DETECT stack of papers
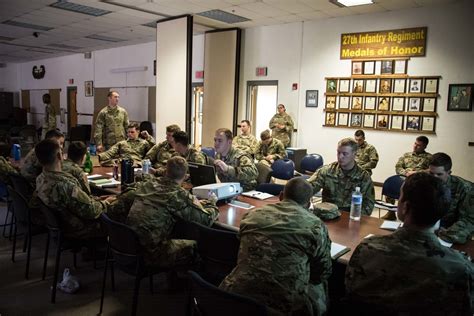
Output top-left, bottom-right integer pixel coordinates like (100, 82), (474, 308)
(89, 178), (120, 188)
(241, 190), (274, 200)
(87, 174), (103, 180)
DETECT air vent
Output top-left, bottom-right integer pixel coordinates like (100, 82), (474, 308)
(2, 20), (53, 31)
(47, 43), (82, 50)
(86, 34), (125, 42)
(50, 1), (111, 16)
(197, 10), (250, 24)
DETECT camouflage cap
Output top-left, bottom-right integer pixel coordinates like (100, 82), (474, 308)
(312, 202), (341, 220)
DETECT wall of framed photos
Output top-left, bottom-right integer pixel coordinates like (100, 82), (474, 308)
(323, 58), (440, 134)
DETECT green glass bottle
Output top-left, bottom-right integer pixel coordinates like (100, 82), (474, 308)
(83, 148), (93, 173)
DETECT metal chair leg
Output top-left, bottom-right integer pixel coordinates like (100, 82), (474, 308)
(131, 275), (142, 316)
(25, 233), (32, 279)
(11, 225), (17, 262)
(98, 245), (110, 315)
(42, 232), (51, 280)
(51, 233), (62, 304)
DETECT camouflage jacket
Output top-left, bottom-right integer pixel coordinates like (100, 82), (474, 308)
(62, 159), (91, 195)
(20, 148), (43, 188)
(269, 112), (294, 147)
(98, 138), (151, 166)
(94, 105), (129, 148)
(255, 138), (287, 162)
(439, 175), (474, 244)
(215, 147), (258, 192)
(308, 162), (375, 215)
(126, 176), (218, 264)
(220, 200), (332, 316)
(172, 146), (206, 165)
(345, 227), (474, 314)
(355, 141), (379, 175)
(0, 156), (18, 184)
(233, 134), (258, 156)
(395, 151), (432, 176)
(145, 140), (175, 170)
(43, 103), (56, 132)
(36, 170), (106, 239)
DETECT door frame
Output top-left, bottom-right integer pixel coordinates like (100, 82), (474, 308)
(246, 80), (278, 133)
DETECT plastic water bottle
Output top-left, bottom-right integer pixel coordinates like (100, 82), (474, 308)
(13, 144), (21, 161)
(142, 159), (150, 174)
(350, 186), (362, 221)
(89, 143), (97, 156)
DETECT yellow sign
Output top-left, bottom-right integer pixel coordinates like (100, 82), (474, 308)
(340, 27), (427, 59)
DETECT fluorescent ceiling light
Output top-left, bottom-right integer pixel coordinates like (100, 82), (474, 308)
(50, 1), (111, 16)
(330, 0), (374, 7)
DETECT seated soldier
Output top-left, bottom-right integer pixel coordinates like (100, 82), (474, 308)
(98, 122), (152, 166)
(35, 139), (113, 239)
(171, 130), (206, 165)
(0, 142), (18, 184)
(345, 173), (474, 315)
(429, 152), (474, 244)
(126, 156), (219, 267)
(220, 177), (332, 315)
(233, 120), (258, 156)
(21, 129), (65, 189)
(62, 141), (90, 194)
(308, 138), (375, 215)
(354, 129), (379, 175)
(214, 128), (258, 191)
(254, 129), (287, 167)
(145, 124), (180, 176)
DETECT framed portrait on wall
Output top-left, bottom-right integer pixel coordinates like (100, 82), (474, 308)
(447, 84), (473, 111)
(339, 96), (350, 109)
(391, 115), (404, 130)
(350, 113), (362, 127)
(352, 79), (364, 93)
(408, 98), (421, 111)
(365, 79), (377, 93)
(393, 79), (406, 93)
(338, 113), (349, 126)
(392, 97), (405, 112)
(422, 98), (437, 112)
(380, 60), (393, 74)
(364, 96), (376, 110)
(306, 90), (318, 107)
(363, 61), (375, 75)
(85, 80), (94, 97)
(409, 78), (422, 93)
(325, 112), (336, 126)
(421, 116), (436, 132)
(339, 79), (350, 93)
(393, 60), (407, 74)
(406, 116), (420, 130)
(377, 114), (389, 129)
(352, 96), (363, 110)
(424, 78), (439, 94)
(363, 114), (375, 128)
(326, 79), (337, 92)
(377, 97), (390, 111)
(326, 96), (336, 109)
(352, 61), (363, 75)
(379, 78), (391, 93)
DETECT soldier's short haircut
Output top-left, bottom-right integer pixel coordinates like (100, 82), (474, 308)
(430, 152), (452, 172)
(107, 90), (119, 98)
(67, 141), (87, 163)
(35, 139), (60, 166)
(241, 119), (251, 126)
(166, 124), (181, 133)
(283, 177), (313, 206)
(416, 135), (429, 146)
(260, 129), (271, 141)
(0, 142), (10, 158)
(338, 138), (358, 153)
(166, 156), (187, 180)
(277, 104), (286, 110)
(173, 131), (189, 146)
(128, 122), (140, 130)
(401, 172), (450, 226)
(216, 128), (233, 140)
(45, 129), (64, 140)
(354, 129), (365, 138)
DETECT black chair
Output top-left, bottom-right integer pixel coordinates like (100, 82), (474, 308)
(7, 186), (47, 279)
(375, 175), (405, 218)
(1, 179), (14, 239)
(201, 147), (215, 159)
(255, 183), (284, 196)
(187, 270), (268, 316)
(300, 154), (324, 175)
(99, 213), (177, 316)
(271, 159), (295, 181)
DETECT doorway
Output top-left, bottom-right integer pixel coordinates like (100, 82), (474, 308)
(246, 81), (278, 137)
(191, 84), (204, 147)
(66, 86), (77, 134)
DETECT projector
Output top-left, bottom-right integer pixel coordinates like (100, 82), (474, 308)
(192, 182), (242, 201)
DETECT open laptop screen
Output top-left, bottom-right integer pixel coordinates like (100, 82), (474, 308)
(188, 162), (217, 187)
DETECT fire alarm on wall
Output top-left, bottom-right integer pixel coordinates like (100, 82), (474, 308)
(292, 83), (298, 90)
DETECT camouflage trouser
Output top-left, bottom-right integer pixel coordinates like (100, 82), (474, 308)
(308, 281), (329, 316)
(258, 159), (272, 168)
(145, 239), (198, 268)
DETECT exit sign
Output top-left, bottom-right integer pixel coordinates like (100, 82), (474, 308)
(256, 67), (267, 76)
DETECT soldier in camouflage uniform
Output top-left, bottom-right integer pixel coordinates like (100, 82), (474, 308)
(62, 141), (90, 194)
(94, 91), (129, 152)
(214, 128), (258, 192)
(220, 178), (332, 316)
(269, 104), (294, 147)
(41, 93), (57, 140)
(126, 156), (218, 267)
(345, 173), (474, 315)
(429, 152), (474, 244)
(233, 120), (258, 156)
(171, 131), (206, 165)
(395, 135), (432, 177)
(0, 142), (18, 184)
(145, 124), (180, 176)
(308, 138), (375, 215)
(354, 130), (379, 175)
(255, 129), (287, 167)
(21, 129), (65, 189)
(35, 139), (113, 239)
(98, 123), (152, 166)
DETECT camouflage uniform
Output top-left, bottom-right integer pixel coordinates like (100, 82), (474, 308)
(345, 228), (474, 314)
(98, 138), (151, 166)
(94, 105), (129, 149)
(215, 147), (258, 192)
(308, 162), (375, 215)
(126, 176), (218, 267)
(172, 146), (206, 165)
(438, 175), (474, 244)
(36, 170), (106, 239)
(145, 141), (175, 176)
(0, 156), (18, 184)
(233, 134), (258, 156)
(255, 138), (287, 167)
(20, 148), (42, 188)
(62, 159), (91, 195)
(220, 200), (332, 316)
(395, 151), (432, 176)
(269, 112), (294, 147)
(355, 141), (379, 175)
(41, 103), (57, 139)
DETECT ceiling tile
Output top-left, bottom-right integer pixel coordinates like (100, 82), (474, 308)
(239, 2), (289, 17)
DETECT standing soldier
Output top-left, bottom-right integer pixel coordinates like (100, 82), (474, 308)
(354, 130), (379, 175)
(269, 104), (294, 148)
(41, 93), (56, 139)
(94, 91), (129, 152)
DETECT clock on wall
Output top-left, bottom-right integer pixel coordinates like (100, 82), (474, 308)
(32, 65), (45, 79)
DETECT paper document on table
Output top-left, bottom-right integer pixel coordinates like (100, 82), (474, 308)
(380, 221), (402, 231)
(331, 242), (350, 260)
(438, 237), (453, 248)
(89, 178), (120, 187)
(241, 190), (274, 200)
(87, 174), (103, 179)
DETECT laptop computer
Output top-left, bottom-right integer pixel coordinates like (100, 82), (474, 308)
(188, 162), (217, 187)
